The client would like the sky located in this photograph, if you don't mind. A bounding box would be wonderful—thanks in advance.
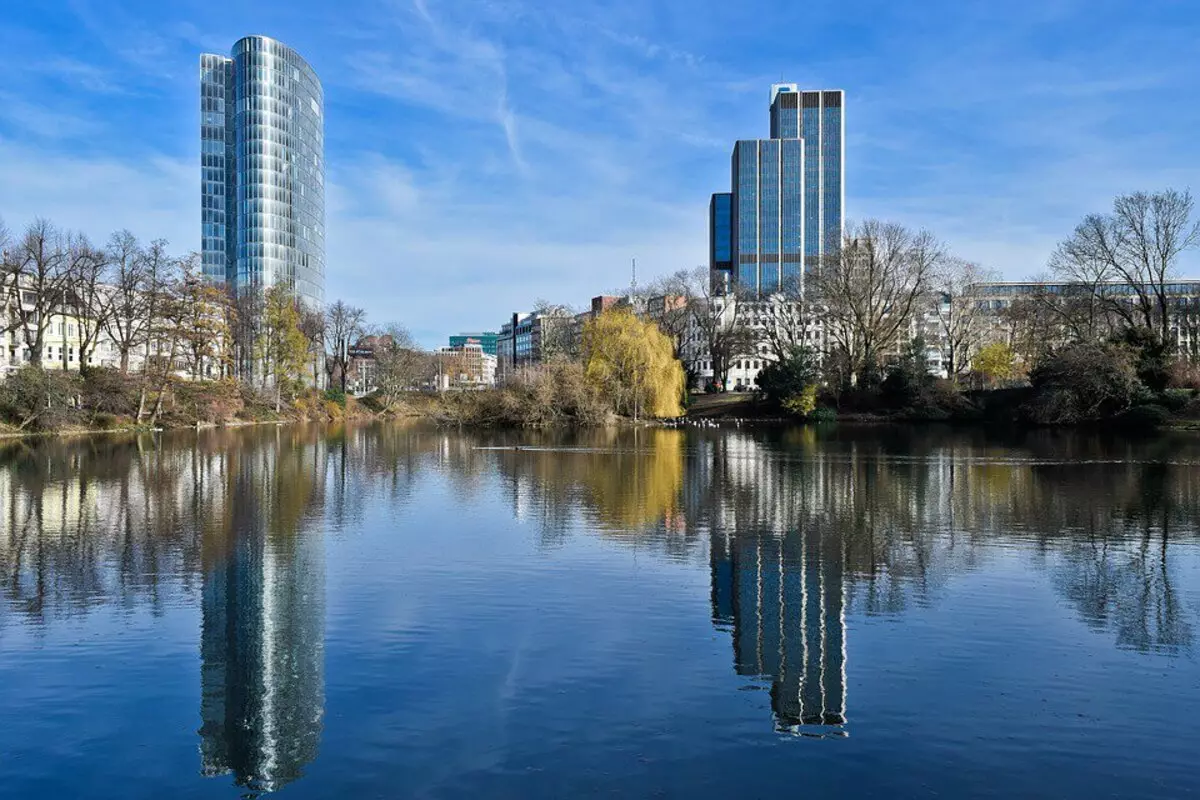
[2,0,1200,346]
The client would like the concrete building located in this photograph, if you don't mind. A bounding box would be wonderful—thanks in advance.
[436,341,497,389]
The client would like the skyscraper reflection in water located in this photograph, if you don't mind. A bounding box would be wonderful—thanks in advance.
[711,526,847,736]
[199,452,326,793]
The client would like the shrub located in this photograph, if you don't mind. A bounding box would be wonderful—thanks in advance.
[808,406,838,424]
[881,337,936,410]
[1025,343,1141,424]
[324,388,347,408]
[1160,387,1193,412]
[1167,359,1200,390]
[781,385,818,417]
[0,367,81,430]
[758,346,819,406]
[80,368,141,416]
[1115,403,1170,430]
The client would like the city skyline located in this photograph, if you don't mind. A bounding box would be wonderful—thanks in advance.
[201,35,326,307]
[3,0,1200,345]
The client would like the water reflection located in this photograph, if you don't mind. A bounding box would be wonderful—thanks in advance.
[0,423,1198,791]
[198,431,327,794]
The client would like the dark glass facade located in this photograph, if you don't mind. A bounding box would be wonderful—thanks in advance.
[200,36,325,309]
[709,193,732,289]
[713,84,844,297]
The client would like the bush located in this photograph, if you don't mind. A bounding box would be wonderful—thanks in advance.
[881,337,936,410]
[0,367,81,430]
[324,388,347,408]
[781,385,818,417]
[1115,403,1170,430]
[80,368,141,416]
[808,406,838,424]
[1160,388,1194,412]
[1167,359,1200,390]
[1026,343,1141,424]
[758,346,819,406]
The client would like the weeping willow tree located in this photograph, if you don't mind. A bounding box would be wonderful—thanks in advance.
[582,309,685,420]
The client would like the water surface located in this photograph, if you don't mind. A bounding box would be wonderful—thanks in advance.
[1,424,1198,798]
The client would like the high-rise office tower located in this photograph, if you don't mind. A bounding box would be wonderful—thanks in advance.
[710,83,844,297]
[200,36,325,308]
[709,192,733,291]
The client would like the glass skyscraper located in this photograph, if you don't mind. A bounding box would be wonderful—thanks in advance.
[709,192,733,290]
[201,36,325,308]
[710,83,844,297]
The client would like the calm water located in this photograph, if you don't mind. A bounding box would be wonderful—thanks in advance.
[1,424,1199,798]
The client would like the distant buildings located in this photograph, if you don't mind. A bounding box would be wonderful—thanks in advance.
[201,36,325,307]
[437,341,497,389]
[448,332,500,357]
[711,84,845,298]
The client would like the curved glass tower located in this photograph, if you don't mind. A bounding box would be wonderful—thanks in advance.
[201,36,325,308]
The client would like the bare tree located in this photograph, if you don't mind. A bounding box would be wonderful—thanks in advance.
[64,236,110,372]
[641,269,694,362]
[682,266,754,391]
[930,258,998,382]
[816,220,942,386]
[757,272,818,362]
[1,219,75,368]
[100,232,156,375]
[531,299,577,361]
[298,304,325,387]
[373,325,428,411]
[1051,189,1200,347]
[323,300,366,393]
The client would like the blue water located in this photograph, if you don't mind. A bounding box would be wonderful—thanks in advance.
[1,424,1198,798]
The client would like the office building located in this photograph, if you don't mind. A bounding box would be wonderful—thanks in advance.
[710,84,844,298]
[200,35,325,308]
[449,332,500,357]
[709,192,733,290]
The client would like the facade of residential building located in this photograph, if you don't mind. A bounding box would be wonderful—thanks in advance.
[201,36,325,308]
[710,84,845,299]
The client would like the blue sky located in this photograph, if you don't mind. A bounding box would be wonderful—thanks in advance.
[2,0,1199,346]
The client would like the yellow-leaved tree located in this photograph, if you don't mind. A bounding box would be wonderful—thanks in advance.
[582,309,685,420]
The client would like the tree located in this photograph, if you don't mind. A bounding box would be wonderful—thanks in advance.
[258,284,310,412]
[816,220,942,388]
[100,231,153,375]
[373,325,427,412]
[1051,189,1200,348]
[582,308,685,420]
[682,266,754,391]
[175,267,232,380]
[323,300,366,393]
[531,299,577,361]
[756,277,818,362]
[972,341,1017,387]
[757,344,820,413]
[1026,343,1141,424]
[931,258,998,382]
[1,219,75,368]
[63,236,109,372]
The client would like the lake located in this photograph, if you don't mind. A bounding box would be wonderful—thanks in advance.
[1,423,1198,798]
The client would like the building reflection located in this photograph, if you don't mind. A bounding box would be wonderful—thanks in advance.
[198,430,328,794]
[712,526,847,736]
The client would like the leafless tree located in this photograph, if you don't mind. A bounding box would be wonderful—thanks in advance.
[1,219,75,368]
[682,266,754,390]
[531,299,577,360]
[641,269,694,362]
[1050,189,1200,347]
[815,220,942,386]
[230,289,264,382]
[100,232,159,375]
[297,304,325,387]
[930,258,998,382]
[323,300,366,393]
[373,325,428,411]
[64,236,110,372]
[756,273,819,362]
